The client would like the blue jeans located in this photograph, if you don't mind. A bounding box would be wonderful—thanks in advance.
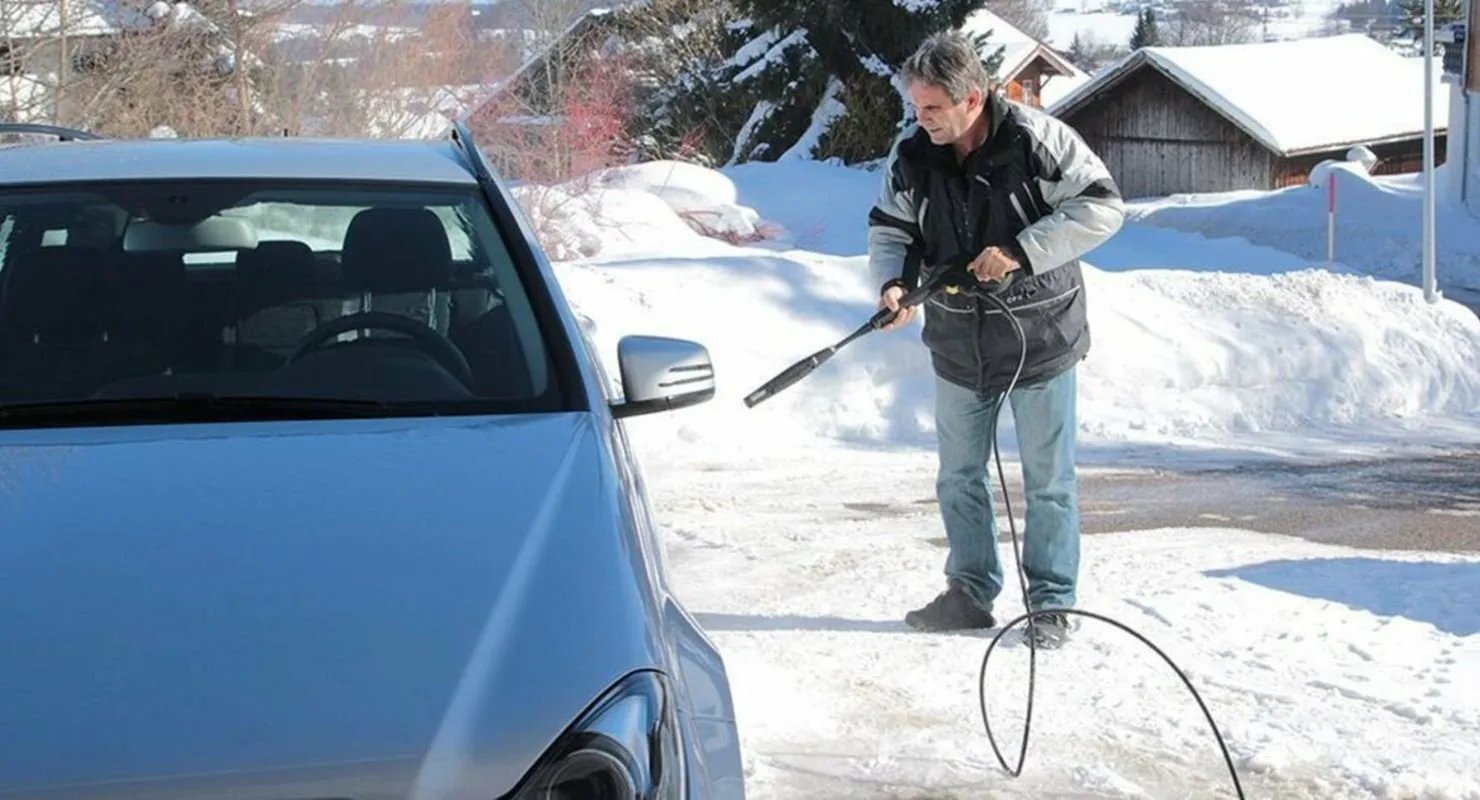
[934,367,1080,613]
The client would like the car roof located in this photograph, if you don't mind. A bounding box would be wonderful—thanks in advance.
[0,137,480,187]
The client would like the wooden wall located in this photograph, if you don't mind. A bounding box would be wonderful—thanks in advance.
[1006,56,1060,108]
[1058,66,1275,198]
[1469,0,1480,92]
[1272,137,1449,187]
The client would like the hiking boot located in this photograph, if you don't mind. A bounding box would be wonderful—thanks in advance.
[904,581,995,632]
[1023,611,1073,649]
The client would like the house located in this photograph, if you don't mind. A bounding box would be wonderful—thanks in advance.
[961,9,1089,108]
[1441,0,1479,216]
[1,0,262,132]
[1048,35,1449,199]
[0,1,154,81]
[462,10,618,130]
[459,9,624,178]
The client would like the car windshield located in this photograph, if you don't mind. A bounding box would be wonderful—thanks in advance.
[0,182,564,426]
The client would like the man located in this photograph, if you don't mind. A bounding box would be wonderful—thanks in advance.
[869,31,1124,647]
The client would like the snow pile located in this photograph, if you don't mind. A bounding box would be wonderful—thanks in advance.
[1131,164,1480,291]
[511,183,703,261]
[511,161,770,260]
[592,161,765,241]
[546,158,1480,461]
[1077,266,1480,448]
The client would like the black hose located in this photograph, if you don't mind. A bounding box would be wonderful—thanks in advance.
[972,289,1246,799]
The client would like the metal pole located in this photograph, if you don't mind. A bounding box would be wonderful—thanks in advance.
[57,0,68,125]
[1423,0,1440,303]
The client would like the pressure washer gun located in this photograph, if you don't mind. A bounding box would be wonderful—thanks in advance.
[742,264,1015,408]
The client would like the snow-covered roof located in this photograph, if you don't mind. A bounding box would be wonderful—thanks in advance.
[1,0,154,37]
[961,9,1080,83]
[1038,70,1091,107]
[1049,34,1449,156]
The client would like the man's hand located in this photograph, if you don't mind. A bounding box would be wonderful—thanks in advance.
[878,285,918,331]
[968,245,1022,284]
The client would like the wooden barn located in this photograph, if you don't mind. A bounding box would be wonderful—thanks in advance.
[1048,35,1449,199]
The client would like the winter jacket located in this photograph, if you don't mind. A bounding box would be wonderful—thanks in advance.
[867,93,1124,393]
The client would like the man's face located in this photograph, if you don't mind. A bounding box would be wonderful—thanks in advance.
[907,81,983,146]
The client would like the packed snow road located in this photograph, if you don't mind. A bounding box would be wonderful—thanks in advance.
[644,447,1480,799]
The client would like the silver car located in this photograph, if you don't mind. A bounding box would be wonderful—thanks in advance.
[0,123,745,800]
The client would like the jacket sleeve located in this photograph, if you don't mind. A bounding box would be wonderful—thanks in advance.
[867,134,923,292]
[1016,110,1125,273]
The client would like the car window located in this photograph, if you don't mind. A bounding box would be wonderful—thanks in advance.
[0,183,564,421]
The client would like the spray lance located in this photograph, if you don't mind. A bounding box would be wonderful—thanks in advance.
[743,263,1007,408]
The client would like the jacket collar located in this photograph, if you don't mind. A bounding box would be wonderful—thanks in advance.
[900,92,1021,174]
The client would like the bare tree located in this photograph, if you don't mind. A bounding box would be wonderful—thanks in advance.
[988,0,1053,41]
[1162,0,1261,46]
[1,0,68,123]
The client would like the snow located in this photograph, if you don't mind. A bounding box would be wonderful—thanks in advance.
[646,450,1480,798]
[1129,161,1480,293]
[0,75,48,124]
[858,53,893,78]
[735,29,811,83]
[959,8,1087,104]
[779,79,846,162]
[727,27,783,70]
[1043,0,1356,50]
[515,150,1480,796]
[3,0,151,37]
[592,161,763,241]
[1038,69,1091,108]
[510,163,762,261]
[545,158,1479,460]
[1046,12,1138,52]
[1052,35,1450,156]
[963,9,1051,80]
[730,100,775,165]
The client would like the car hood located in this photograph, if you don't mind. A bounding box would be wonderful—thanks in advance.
[0,414,663,799]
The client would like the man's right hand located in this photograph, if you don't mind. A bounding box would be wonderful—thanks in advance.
[879,286,918,331]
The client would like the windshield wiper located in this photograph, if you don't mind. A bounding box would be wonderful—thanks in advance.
[0,394,397,427]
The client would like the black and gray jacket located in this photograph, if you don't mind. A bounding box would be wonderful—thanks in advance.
[868,93,1124,393]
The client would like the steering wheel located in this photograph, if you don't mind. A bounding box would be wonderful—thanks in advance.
[289,311,475,390]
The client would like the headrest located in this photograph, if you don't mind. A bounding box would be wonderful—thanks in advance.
[237,240,318,289]
[341,208,452,293]
[0,246,113,329]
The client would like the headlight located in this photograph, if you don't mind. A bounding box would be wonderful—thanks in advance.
[512,671,686,800]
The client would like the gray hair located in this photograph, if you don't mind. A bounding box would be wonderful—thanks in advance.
[901,31,990,104]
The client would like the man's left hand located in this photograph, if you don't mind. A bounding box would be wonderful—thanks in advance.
[968,245,1022,284]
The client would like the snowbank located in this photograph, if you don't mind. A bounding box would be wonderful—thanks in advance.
[512,161,768,260]
[511,182,706,261]
[1131,164,1480,292]
[542,159,1480,462]
[592,160,764,241]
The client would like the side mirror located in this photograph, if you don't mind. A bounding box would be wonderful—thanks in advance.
[610,336,715,419]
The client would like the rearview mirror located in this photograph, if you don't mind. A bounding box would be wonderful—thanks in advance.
[610,336,715,419]
[123,216,257,253]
